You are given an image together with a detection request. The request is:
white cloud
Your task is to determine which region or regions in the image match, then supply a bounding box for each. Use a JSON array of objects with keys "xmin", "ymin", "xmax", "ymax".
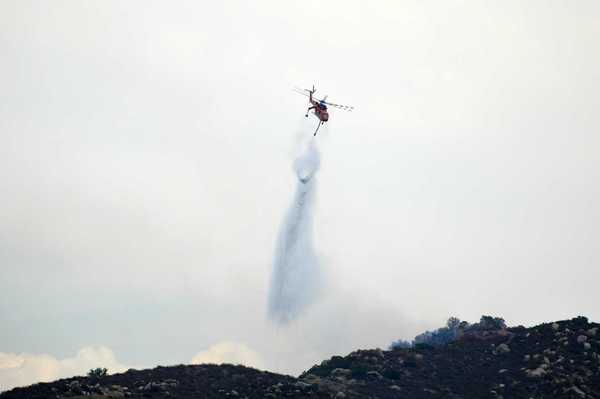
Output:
[
  {"xmin": 0, "ymin": 346, "xmax": 127, "ymax": 392},
  {"xmin": 191, "ymin": 342, "xmax": 264, "ymax": 369}
]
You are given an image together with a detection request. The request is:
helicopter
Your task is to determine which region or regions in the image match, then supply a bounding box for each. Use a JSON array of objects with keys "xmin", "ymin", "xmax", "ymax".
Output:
[{"xmin": 293, "ymin": 85, "xmax": 354, "ymax": 136}]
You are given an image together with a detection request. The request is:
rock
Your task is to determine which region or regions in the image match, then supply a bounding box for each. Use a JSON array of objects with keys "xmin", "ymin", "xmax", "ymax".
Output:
[
  {"xmin": 523, "ymin": 355, "xmax": 531, "ymax": 362},
  {"xmin": 67, "ymin": 380, "xmax": 84, "ymax": 395},
  {"xmin": 577, "ymin": 335, "xmax": 588, "ymax": 344},
  {"xmin": 526, "ymin": 367, "xmax": 547, "ymax": 378},
  {"xmin": 100, "ymin": 389, "xmax": 125, "ymax": 398},
  {"xmin": 302, "ymin": 374, "xmax": 321, "ymax": 384},
  {"xmin": 584, "ymin": 342, "xmax": 591, "ymax": 350},
  {"xmin": 587, "ymin": 328, "xmax": 598, "ymax": 337},
  {"xmin": 294, "ymin": 381, "xmax": 313, "ymax": 389},
  {"xmin": 498, "ymin": 369, "xmax": 508, "ymax": 374},
  {"xmin": 552, "ymin": 323, "xmax": 560, "ymax": 331},
  {"xmin": 335, "ymin": 392, "xmax": 346, "ymax": 398},
  {"xmin": 164, "ymin": 378, "xmax": 179, "ymax": 386},
  {"xmin": 566, "ymin": 385, "xmax": 586, "ymax": 397},
  {"xmin": 496, "ymin": 343, "xmax": 510, "ymax": 354},
  {"xmin": 389, "ymin": 385, "xmax": 402, "ymax": 391},
  {"xmin": 366, "ymin": 370, "xmax": 383, "ymax": 380},
  {"xmin": 268, "ymin": 383, "xmax": 283, "ymax": 392},
  {"xmin": 317, "ymin": 379, "xmax": 346, "ymax": 395},
  {"xmin": 331, "ymin": 368, "xmax": 352, "ymax": 377}
]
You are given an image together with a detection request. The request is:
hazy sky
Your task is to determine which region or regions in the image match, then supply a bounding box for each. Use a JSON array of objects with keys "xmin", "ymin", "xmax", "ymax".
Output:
[{"xmin": 1, "ymin": 0, "xmax": 599, "ymax": 391}]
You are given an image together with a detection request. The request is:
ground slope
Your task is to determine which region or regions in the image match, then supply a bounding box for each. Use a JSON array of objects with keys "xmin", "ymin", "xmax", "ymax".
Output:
[{"xmin": 2, "ymin": 316, "xmax": 599, "ymax": 398}]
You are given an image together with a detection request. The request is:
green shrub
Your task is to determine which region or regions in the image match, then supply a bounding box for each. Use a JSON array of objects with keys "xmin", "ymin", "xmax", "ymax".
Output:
[
  {"xmin": 87, "ymin": 367, "xmax": 108, "ymax": 379},
  {"xmin": 414, "ymin": 343, "xmax": 434, "ymax": 350},
  {"xmin": 350, "ymin": 364, "xmax": 368, "ymax": 379},
  {"xmin": 328, "ymin": 356, "xmax": 351, "ymax": 369},
  {"xmin": 382, "ymin": 369, "xmax": 401, "ymax": 380}
]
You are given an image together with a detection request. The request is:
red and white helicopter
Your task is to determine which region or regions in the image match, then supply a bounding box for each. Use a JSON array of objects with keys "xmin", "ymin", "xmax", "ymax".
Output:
[{"xmin": 293, "ymin": 85, "xmax": 354, "ymax": 136}]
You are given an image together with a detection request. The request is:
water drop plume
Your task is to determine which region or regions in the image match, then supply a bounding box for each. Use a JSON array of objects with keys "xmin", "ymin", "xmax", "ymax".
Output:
[{"xmin": 268, "ymin": 138, "xmax": 321, "ymax": 324}]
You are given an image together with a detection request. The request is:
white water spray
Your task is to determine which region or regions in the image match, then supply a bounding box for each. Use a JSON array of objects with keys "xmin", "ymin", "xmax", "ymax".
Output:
[{"xmin": 268, "ymin": 139, "xmax": 321, "ymax": 324}]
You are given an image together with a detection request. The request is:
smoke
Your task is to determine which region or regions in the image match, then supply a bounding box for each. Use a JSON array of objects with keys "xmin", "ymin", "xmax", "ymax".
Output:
[
  {"xmin": 389, "ymin": 316, "xmax": 508, "ymax": 349},
  {"xmin": 191, "ymin": 341, "xmax": 264, "ymax": 369},
  {"xmin": 268, "ymin": 138, "xmax": 321, "ymax": 324},
  {"xmin": 0, "ymin": 346, "xmax": 127, "ymax": 392}
]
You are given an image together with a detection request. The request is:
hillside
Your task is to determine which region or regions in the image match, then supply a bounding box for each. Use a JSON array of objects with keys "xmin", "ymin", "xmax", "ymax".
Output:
[{"xmin": 2, "ymin": 316, "xmax": 599, "ymax": 398}]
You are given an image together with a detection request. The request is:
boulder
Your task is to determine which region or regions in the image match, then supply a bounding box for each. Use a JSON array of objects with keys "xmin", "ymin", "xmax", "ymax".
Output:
[
  {"xmin": 366, "ymin": 371, "xmax": 383, "ymax": 380},
  {"xmin": 526, "ymin": 367, "xmax": 547, "ymax": 378},
  {"xmin": 331, "ymin": 368, "xmax": 352, "ymax": 378}
]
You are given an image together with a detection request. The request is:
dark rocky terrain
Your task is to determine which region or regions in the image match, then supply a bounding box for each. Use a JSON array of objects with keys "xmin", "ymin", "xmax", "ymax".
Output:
[{"xmin": 2, "ymin": 316, "xmax": 599, "ymax": 398}]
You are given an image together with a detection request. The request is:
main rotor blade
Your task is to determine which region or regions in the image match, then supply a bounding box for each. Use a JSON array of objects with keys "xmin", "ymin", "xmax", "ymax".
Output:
[
  {"xmin": 323, "ymin": 100, "xmax": 354, "ymax": 111},
  {"xmin": 292, "ymin": 87, "xmax": 310, "ymax": 97},
  {"xmin": 293, "ymin": 86, "xmax": 354, "ymax": 111}
]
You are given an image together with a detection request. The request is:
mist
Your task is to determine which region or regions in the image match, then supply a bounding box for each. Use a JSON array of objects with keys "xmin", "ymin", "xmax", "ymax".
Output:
[{"xmin": 268, "ymin": 138, "xmax": 322, "ymax": 324}]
